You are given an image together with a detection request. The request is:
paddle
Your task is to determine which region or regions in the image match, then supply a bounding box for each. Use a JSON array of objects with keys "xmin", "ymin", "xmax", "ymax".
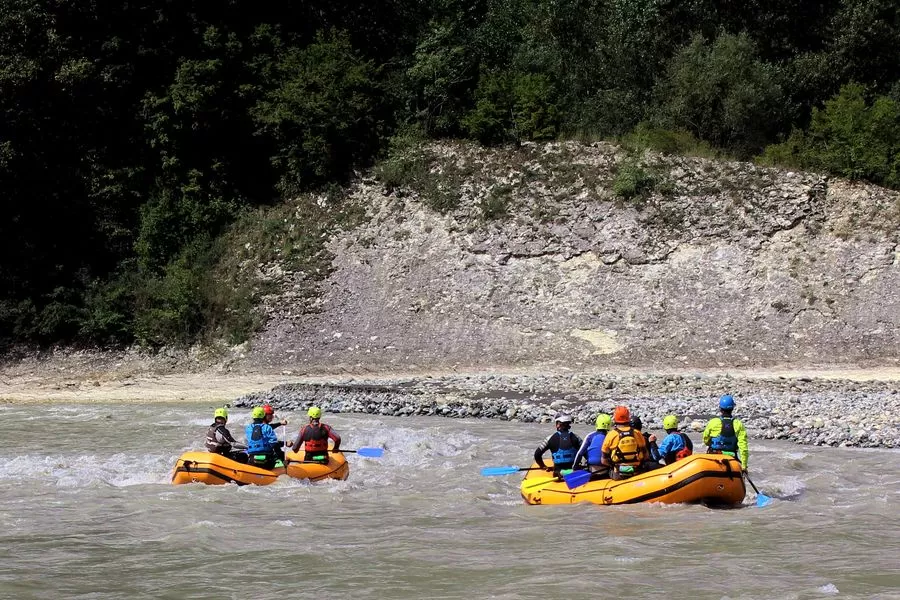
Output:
[
  {"xmin": 340, "ymin": 447, "xmax": 384, "ymax": 458},
  {"xmin": 745, "ymin": 473, "xmax": 773, "ymax": 507},
  {"xmin": 563, "ymin": 469, "xmax": 593, "ymax": 490},
  {"xmin": 481, "ymin": 466, "xmax": 551, "ymax": 477}
]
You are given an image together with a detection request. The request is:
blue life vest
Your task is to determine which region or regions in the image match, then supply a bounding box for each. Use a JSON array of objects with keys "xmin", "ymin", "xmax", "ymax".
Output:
[
  {"xmin": 245, "ymin": 422, "xmax": 271, "ymax": 453},
  {"xmin": 710, "ymin": 417, "xmax": 738, "ymax": 453},
  {"xmin": 586, "ymin": 431, "xmax": 606, "ymax": 465},
  {"xmin": 551, "ymin": 431, "xmax": 577, "ymax": 464}
]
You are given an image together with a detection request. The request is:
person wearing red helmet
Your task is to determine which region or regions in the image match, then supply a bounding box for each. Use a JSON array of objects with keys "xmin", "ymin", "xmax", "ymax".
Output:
[
  {"xmin": 601, "ymin": 405, "xmax": 651, "ymax": 479},
  {"xmin": 262, "ymin": 404, "xmax": 288, "ymax": 429}
]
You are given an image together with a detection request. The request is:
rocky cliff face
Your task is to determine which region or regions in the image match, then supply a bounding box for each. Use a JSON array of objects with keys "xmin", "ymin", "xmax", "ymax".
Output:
[{"xmin": 247, "ymin": 141, "xmax": 900, "ymax": 371}]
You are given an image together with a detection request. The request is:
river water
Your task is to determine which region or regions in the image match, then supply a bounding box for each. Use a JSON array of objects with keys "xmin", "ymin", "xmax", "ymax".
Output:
[{"xmin": 0, "ymin": 402, "xmax": 897, "ymax": 600}]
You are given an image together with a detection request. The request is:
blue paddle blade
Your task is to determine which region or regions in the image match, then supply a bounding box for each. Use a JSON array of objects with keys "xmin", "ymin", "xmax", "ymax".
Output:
[
  {"xmin": 756, "ymin": 492, "xmax": 773, "ymax": 507},
  {"xmin": 355, "ymin": 447, "xmax": 384, "ymax": 458},
  {"xmin": 563, "ymin": 470, "xmax": 592, "ymax": 490},
  {"xmin": 481, "ymin": 466, "xmax": 521, "ymax": 476}
]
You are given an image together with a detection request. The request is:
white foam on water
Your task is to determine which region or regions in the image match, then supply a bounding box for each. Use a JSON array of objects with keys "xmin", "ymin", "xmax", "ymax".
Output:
[
  {"xmin": 191, "ymin": 520, "xmax": 220, "ymax": 528},
  {"xmin": 817, "ymin": 583, "xmax": 839, "ymax": 594},
  {"xmin": 784, "ymin": 452, "xmax": 809, "ymax": 461},
  {"xmin": 0, "ymin": 452, "xmax": 173, "ymax": 487},
  {"xmin": 273, "ymin": 520, "xmax": 295, "ymax": 526}
]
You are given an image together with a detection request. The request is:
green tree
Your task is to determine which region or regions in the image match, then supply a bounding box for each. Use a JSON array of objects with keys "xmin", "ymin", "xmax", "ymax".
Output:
[
  {"xmin": 654, "ymin": 33, "xmax": 787, "ymax": 156},
  {"xmin": 762, "ymin": 83, "xmax": 900, "ymax": 188},
  {"xmin": 252, "ymin": 31, "xmax": 384, "ymax": 190}
]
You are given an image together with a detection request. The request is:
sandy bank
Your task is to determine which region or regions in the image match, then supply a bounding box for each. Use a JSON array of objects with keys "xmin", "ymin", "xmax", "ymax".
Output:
[{"xmin": 2, "ymin": 361, "xmax": 899, "ymax": 404}]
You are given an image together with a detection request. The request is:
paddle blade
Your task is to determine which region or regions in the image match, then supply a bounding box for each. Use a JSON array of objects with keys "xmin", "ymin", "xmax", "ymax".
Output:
[
  {"xmin": 756, "ymin": 492, "xmax": 773, "ymax": 507},
  {"xmin": 563, "ymin": 470, "xmax": 592, "ymax": 490},
  {"xmin": 355, "ymin": 447, "xmax": 384, "ymax": 458},
  {"xmin": 481, "ymin": 466, "xmax": 521, "ymax": 477}
]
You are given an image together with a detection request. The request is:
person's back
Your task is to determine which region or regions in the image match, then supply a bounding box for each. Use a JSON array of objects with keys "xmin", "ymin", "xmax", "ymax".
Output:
[
  {"xmin": 631, "ymin": 416, "xmax": 661, "ymax": 463},
  {"xmin": 534, "ymin": 414, "xmax": 582, "ymax": 476},
  {"xmin": 658, "ymin": 415, "xmax": 693, "ymax": 464},
  {"xmin": 573, "ymin": 413, "xmax": 611, "ymax": 478},
  {"xmin": 205, "ymin": 408, "xmax": 247, "ymax": 463},
  {"xmin": 703, "ymin": 395, "xmax": 749, "ymax": 470},
  {"xmin": 292, "ymin": 406, "xmax": 341, "ymax": 464},
  {"xmin": 601, "ymin": 406, "xmax": 650, "ymax": 479},
  {"xmin": 245, "ymin": 407, "xmax": 280, "ymax": 468}
]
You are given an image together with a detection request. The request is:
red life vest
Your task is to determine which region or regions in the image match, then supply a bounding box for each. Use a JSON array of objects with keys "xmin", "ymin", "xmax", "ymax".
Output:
[
  {"xmin": 300, "ymin": 423, "xmax": 330, "ymax": 454},
  {"xmin": 675, "ymin": 433, "xmax": 693, "ymax": 460}
]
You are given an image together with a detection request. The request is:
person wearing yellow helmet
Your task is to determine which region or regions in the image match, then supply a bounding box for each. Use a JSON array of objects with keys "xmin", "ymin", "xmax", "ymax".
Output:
[
  {"xmin": 291, "ymin": 406, "xmax": 341, "ymax": 464},
  {"xmin": 572, "ymin": 413, "xmax": 612, "ymax": 479},
  {"xmin": 205, "ymin": 407, "xmax": 248, "ymax": 463},
  {"xmin": 658, "ymin": 415, "xmax": 694, "ymax": 464},
  {"xmin": 245, "ymin": 406, "xmax": 284, "ymax": 469}
]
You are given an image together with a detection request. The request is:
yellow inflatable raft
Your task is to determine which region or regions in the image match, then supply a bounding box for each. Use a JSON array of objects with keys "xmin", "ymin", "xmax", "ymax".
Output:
[
  {"xmin": 171, "ymin": 450, "xmax": 349, "ymax": 486},
  {"xmin": 285, "ymin": 449, "xmax": 350, "ymax": 482},
  {"xmin": 520, "ymin": 453, "xmax": 746, "ymax": 506}
]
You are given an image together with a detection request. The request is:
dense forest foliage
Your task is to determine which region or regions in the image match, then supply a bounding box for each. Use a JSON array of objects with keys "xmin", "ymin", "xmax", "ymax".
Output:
[{"xmin": 1, "ymin": 0, "xmax": 898, "ymax": 349}]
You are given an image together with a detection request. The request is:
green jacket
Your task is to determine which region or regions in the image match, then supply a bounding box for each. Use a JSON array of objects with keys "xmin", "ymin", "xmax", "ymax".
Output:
[{"xmin": 702, "ymin": 416, "xmax": 749, "ymax": 467}]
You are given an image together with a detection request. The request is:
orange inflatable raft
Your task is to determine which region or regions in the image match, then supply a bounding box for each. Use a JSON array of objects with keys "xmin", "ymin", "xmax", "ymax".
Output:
[
  {"xmin": 520, "ymin": 453, "xmax": 746, "ymax": 506},
  {"xmin": 171, "ymin": 449, "xmax": 349, "ymax": 486}
]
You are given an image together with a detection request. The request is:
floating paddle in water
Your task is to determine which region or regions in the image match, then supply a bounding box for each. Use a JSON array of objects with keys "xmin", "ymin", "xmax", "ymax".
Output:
[
  {"xmin": 745, "ymin": 474, "xmax": 773, "ymax": 507},
  {"xmin": 340, "ymin": 447, "xmax": 384, "ymax": 458},
  {"xmin": 481, "ymin": 466, "xmax": 551, "ymax": 477},
  {"xmin": 563, "ymin": 469, "xmax": 592, "ymax": 490}
]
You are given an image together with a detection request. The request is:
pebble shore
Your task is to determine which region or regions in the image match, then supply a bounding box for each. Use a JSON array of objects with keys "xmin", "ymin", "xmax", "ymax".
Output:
[{"xmin": 234, "ymin": 373, "xmax": 900, "ymax": 449}]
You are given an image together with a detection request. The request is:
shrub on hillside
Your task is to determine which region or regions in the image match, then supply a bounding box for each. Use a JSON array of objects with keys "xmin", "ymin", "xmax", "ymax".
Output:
[
  {"xmin": 613, "ymin": 160, "xmax": 656, "ymax": 200},
  {"xmin": 621, "ymin": 122, "xmax": 719, "ymax": 158},
  {"xmin": 761, "ymin": 83, "xmax": 900, "ymax": 189}
]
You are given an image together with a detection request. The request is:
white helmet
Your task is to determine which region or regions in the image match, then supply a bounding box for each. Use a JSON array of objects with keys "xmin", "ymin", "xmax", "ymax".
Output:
[{"xmin": 555, "ymin": 414, "xmax": 573, "ymax": 424}]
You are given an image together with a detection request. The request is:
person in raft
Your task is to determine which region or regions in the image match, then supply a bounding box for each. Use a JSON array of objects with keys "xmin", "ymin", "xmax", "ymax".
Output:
[
  {"xmin": 262, "ymin": 404, "xmax": 288, "ymax": 429},
  {"xmin": 703, "ymin": 394, "xmax": 749, "ymax": 472},
  {"xmin": 601, "ymin": 405, "xmax": 651, "ymax": 480},
  {"xmin": 534, "ymin": 414, "xmax": 583, "ymax": 476},
  {"xmin": 630, "ymin": 415, "xmax": 662, "ymax": 466},
  {"xmin": 572, "ymin": 413, "xmax": 612, "ymax": 479},
  {"xmin": 205, "ymin": 407, "xmax": 248, "ymax": 463},
  {"xmin": 245, "ymin": 406, "xmax": 284, "ymax": 469},
  {"xmin": 291, "ymin": 406, "xmax": 341, "ymax": 464},
  {"xmin": 657, "ymin": 415, "xmax": 694, "ymax": 464}
]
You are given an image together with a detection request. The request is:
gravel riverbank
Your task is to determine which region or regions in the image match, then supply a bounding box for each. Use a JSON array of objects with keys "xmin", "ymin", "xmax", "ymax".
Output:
[{"xmin": 235, "ymin": 372, "xmax": 900, "ymax": 449}]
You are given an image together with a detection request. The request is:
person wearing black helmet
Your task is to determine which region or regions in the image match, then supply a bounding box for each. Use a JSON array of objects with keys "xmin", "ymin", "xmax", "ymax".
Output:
[
  {"xmin": 534, "ymin": 414, "xmax": 583, "ymax": 476},
  {"xmin": 631, "ymin": 415, "xmax": 662, "ymax": 465}
]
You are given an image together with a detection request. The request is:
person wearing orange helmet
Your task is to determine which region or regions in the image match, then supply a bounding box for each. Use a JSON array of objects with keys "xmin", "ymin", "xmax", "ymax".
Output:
[{"xmin": 601, "ymin": 405, "xmax": 651, "ymax": 480}]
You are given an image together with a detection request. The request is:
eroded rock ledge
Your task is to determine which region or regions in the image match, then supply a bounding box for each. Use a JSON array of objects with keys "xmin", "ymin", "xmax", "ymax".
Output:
[{"xmin": 246, "ymin": 141, "xmax": 900, "ymax": 372}]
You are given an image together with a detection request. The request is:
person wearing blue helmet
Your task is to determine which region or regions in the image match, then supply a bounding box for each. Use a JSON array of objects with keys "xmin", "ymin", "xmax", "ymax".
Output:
[{"xmin": 703, "ymin": 395, "xmax": 749, "ymax": 471}]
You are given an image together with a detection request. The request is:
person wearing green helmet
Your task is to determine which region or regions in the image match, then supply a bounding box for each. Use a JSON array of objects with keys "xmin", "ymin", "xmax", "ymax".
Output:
[
  {"xmin": 657, "ymin": 415, "xmax": 694, "ymax": 464},
  {"xmin": 291, "ymin": 406, "xmax": 341, "ymax": 464},
  {"xmin": 205, "ymin": 407, "xmax": 248, "ymax": 463},
  {"xmin": 245, "ymin": 406, "xmax": 284, "ymax": 469},
  {"xmin": 572, "ymin": 413, "xmax": 612, "ymax": 479}
]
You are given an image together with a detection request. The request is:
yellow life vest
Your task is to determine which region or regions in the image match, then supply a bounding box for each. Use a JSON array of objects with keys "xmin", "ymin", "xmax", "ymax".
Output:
[{"xmin": 610, "ymin": 427, "xmax": 641, "ymax": 466}]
